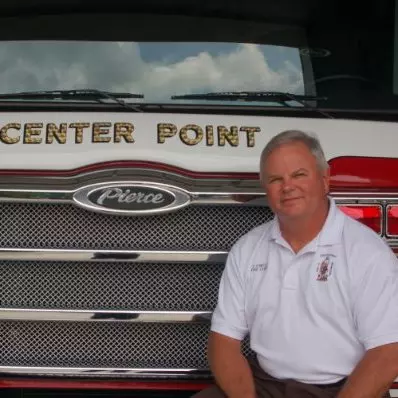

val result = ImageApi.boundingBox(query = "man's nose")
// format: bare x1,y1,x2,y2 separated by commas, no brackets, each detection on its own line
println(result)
281,179,294,192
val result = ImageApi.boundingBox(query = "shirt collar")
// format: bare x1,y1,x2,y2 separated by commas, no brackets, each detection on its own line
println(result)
318,197,345,246
269,197,345,247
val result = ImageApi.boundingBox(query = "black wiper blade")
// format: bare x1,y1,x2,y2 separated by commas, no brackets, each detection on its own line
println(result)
171,91,332,118
0,89,144,100
172,91,324,102
0,89,144,112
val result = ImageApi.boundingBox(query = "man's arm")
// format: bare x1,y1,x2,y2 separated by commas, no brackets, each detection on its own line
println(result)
207,331,256,398
337,343,398,398
347,240,398,398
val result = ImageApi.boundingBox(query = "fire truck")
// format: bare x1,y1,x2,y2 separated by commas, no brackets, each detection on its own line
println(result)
0,0,397,397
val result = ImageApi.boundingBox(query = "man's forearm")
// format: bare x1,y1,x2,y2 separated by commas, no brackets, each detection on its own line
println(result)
210,352,255,398
208,333,256,398
337,343,398,398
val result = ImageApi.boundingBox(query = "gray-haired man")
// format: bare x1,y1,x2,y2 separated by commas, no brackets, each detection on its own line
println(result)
193,130,398,398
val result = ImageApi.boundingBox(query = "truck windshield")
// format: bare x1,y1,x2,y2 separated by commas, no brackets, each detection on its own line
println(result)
1,0,398,112
0,41,305,105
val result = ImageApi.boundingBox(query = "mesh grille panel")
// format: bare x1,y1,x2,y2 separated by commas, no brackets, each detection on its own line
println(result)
0,321,252,369
0,202,273,250
0,260,224,311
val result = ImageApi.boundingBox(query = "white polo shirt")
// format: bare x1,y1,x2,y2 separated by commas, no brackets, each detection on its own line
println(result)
211,198,398,384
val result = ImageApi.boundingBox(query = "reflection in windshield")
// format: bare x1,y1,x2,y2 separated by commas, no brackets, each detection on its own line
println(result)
0,42,304,105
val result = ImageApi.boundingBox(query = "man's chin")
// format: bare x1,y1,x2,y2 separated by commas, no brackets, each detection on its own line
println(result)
278,204,307,220
281,211,306,220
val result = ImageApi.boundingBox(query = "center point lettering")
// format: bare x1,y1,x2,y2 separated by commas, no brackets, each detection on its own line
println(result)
157,123,260,147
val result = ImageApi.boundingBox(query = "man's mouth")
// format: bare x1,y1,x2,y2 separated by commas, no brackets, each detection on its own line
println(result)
282,197,301,203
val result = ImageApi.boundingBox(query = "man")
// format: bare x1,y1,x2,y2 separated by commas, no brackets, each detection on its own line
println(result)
194,130,398,398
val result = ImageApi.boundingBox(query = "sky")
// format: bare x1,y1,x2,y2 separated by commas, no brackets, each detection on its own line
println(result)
0,41,304,102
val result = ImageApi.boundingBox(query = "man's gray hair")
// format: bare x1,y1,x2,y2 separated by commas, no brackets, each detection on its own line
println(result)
259,130,329,181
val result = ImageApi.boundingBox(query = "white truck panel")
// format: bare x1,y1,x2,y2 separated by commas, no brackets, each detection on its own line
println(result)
0,112,394,171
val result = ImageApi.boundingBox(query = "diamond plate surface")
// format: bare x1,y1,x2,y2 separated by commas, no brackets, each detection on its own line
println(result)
0,203,273,250
0,321,252,369
0,261,224,311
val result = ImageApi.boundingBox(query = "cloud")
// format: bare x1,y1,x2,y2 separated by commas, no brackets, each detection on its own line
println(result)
0,41,304,101
138,44,304,100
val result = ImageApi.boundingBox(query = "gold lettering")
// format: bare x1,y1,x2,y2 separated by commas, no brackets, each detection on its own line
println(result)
217,126,239,147
206,126,214,146
24,123,43,144
0,123,21,144
92,122,111,143
179,124,203,146
70,123,90,144
240,126,260,147
114,123,134,143
46,123,67,144
157,123,177,143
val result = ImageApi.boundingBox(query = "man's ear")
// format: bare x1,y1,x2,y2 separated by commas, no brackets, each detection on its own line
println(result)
323,166,331,193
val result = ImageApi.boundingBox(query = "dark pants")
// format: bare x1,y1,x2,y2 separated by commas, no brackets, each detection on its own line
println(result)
192,358,391,398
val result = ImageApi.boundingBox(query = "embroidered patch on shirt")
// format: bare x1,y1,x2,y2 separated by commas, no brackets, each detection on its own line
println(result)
316,255,334,281
250,263,268,272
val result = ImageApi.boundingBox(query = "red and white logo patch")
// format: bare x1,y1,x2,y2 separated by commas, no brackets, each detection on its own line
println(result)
316,255,333,281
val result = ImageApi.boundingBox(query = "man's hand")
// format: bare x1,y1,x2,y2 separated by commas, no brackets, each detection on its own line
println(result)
337,343,398,398
207,331,256,398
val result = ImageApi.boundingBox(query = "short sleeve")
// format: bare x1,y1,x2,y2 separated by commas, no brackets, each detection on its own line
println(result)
210,245,249,340
351,243,398,350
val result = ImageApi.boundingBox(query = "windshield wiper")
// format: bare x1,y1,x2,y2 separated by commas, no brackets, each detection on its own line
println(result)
171,91,333,118
0,89,145,112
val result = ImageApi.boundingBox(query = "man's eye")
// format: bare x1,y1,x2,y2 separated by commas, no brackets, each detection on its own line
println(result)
294,172,306,178
269,177,282,183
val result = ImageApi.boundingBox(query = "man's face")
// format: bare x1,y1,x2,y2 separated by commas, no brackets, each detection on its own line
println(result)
261,141,330,221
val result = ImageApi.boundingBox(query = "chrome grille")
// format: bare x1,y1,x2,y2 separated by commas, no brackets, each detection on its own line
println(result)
0,321,252,369
0,179,269,378
0,202,273,250
0,260,224,311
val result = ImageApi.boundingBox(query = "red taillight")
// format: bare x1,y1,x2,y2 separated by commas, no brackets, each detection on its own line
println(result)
338,205,382,234
387,205,398,236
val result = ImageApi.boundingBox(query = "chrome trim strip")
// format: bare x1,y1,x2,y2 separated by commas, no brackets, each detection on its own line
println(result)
0,309,212,323
0,367,395,382
0,244,395,261
332,194,398,200
386,204,398,238
0,249,227,263
0,188,266,205
0,189,71,203
0,366,209,378
0,186,398,204
0,167,262,192
194,193,266,205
